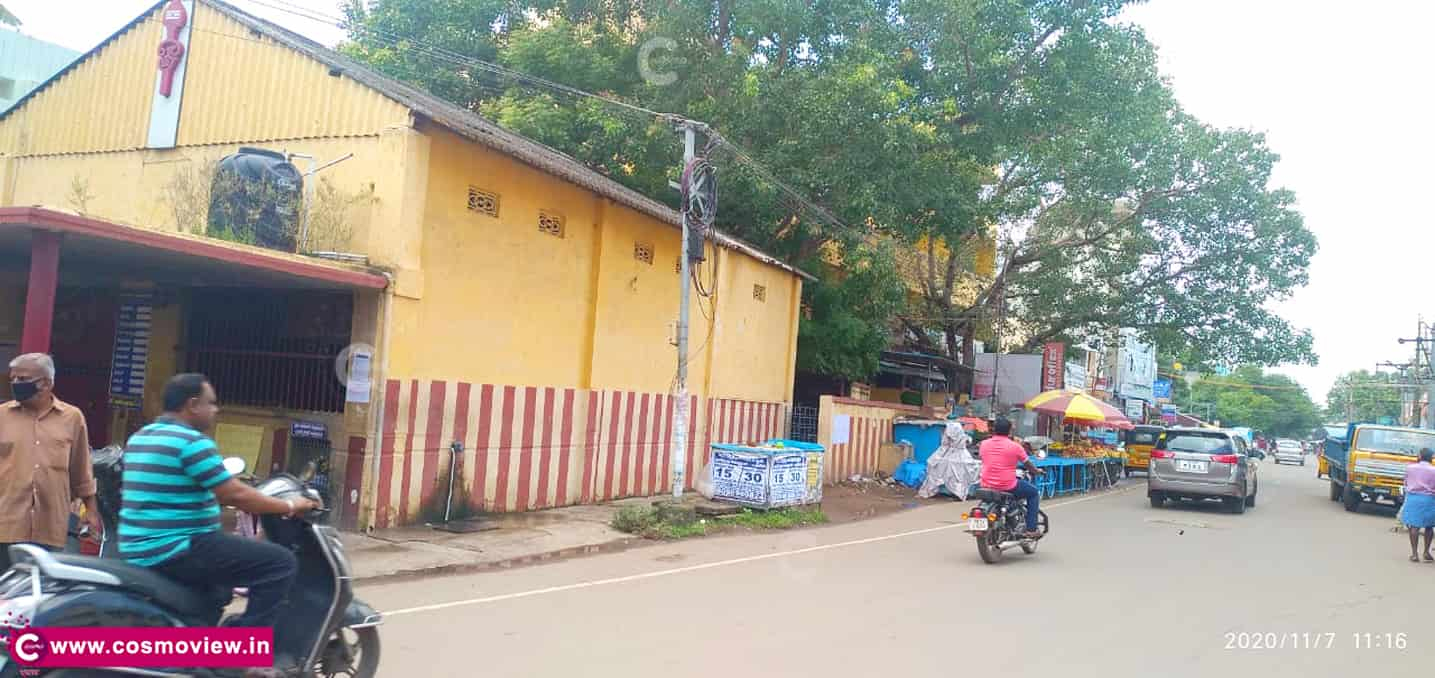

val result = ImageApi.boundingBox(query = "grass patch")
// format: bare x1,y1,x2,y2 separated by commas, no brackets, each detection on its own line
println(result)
728,507,828,530
611,504,827,540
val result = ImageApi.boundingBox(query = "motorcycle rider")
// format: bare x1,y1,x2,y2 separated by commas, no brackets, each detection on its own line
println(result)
978,417,1044,539
119,374,320,677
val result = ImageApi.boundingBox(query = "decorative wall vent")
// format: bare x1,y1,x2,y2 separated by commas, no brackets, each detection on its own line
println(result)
634,242,655,265
538,210,565,238
467,186,499,217
753,284,767,302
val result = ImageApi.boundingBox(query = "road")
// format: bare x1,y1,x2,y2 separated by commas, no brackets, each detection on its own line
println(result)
358,459,1428,677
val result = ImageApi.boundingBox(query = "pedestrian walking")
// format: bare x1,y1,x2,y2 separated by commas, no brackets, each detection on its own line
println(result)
0,353,102,571
1401,448,1435,563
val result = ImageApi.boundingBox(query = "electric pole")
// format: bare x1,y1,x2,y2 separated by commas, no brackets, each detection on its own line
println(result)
671,122,697,498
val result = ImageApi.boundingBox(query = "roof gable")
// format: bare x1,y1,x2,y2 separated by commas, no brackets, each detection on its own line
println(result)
0,0,810,280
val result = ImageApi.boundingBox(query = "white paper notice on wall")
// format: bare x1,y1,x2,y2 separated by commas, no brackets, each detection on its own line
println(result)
345,350,373,404
832,415,852,445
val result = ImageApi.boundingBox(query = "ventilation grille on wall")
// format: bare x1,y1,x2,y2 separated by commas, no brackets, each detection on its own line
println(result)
538,210,565,238
635,242,655,265
753,284,767,302
467,186,499,217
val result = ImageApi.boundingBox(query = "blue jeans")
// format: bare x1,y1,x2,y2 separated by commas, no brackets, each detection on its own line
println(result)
1011,479,1041,532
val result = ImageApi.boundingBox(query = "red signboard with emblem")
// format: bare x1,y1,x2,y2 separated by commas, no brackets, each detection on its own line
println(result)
157,0,189,97
1041,342,1065,391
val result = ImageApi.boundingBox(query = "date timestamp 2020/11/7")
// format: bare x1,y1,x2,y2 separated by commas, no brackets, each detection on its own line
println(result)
1224,632,1409,650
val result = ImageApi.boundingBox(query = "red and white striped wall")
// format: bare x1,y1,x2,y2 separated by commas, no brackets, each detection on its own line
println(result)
365,379,789,529
824,416,893,483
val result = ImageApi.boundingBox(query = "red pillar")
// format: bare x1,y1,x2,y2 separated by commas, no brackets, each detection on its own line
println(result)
20,230,61,354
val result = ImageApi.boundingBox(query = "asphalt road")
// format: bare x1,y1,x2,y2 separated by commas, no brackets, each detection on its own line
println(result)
359,457,1429,677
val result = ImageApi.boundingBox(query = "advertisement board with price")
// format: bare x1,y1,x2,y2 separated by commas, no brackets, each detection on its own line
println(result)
709,443,826,508
710,449,770,505
769,454,810,506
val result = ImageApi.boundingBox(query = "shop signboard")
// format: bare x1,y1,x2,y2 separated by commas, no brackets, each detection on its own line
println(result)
1161,405,1178,424
291,421,328,441
1041,342,1065,391
1153,378,1173,403
1117,329,1157,403
1125,398,1145,421
108,293,154,410
1065,362,1087,391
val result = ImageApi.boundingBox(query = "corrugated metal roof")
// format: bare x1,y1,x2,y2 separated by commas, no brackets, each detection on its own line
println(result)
202,1,814,281
0,0,810,280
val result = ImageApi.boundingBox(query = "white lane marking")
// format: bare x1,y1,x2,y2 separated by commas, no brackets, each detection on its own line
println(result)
384,486,1132,618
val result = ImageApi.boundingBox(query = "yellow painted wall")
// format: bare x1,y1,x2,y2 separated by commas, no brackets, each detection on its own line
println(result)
177,7,410,147
705,248,801,402
586,200,715,394
1,138,386,252
0,0,804,408
0,3,409,157
392,125,800,402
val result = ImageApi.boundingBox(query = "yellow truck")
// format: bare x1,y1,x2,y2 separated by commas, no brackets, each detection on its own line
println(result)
1325,424,1435,512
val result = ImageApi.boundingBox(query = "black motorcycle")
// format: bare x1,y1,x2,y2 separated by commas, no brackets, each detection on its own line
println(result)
0,456,382,677
962,471,1050,564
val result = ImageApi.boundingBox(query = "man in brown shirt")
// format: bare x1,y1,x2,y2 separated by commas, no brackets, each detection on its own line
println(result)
0,353,102,570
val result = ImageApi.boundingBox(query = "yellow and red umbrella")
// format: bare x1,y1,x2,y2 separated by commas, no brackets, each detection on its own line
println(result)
1023,389,1134,429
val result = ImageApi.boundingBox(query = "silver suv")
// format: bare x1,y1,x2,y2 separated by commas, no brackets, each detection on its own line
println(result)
1148,428,1260,514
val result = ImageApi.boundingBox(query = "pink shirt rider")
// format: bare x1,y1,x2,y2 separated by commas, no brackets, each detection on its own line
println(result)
1406,462,1435,496
979,435,1029,492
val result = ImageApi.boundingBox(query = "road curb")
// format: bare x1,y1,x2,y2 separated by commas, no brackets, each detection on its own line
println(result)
356,483,1138,586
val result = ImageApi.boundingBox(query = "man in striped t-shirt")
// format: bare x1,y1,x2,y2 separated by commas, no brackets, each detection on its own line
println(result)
120,374,319,634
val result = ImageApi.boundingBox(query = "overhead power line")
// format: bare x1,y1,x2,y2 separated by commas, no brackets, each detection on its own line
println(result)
237,0,859,237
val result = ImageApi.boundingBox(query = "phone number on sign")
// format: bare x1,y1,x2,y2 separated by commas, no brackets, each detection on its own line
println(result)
1224,633,1409,650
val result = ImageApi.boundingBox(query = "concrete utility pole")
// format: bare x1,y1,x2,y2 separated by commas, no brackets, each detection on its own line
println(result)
671,121,698,498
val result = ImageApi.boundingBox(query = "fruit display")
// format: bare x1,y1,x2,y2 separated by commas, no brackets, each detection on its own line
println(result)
1055,438,1116,459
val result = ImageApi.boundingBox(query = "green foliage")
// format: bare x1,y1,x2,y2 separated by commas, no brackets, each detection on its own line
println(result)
341,0,1317,374
1186,366,1322,437
796,245,907,380
0,4,20,27
1325,370,1404,424
207,223,257,246
611,504,825,539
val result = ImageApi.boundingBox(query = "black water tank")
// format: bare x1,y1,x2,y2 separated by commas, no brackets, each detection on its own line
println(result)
207,147,304,251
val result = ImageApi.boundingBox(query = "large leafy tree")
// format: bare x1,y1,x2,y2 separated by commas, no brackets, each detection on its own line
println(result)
1186,367,1321,437
340,0,1317,379
1325,370,1405,424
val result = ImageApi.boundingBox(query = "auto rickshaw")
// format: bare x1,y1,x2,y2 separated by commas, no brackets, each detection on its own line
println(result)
1123,424,1164,477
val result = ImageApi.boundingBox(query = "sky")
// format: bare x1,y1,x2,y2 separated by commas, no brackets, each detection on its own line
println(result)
5,0,1423,405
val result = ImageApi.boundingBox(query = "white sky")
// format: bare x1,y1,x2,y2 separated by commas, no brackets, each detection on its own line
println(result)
8,0,1420,405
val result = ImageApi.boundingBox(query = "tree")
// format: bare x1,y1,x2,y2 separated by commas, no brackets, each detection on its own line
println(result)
1186,366,1321,437
887,1,1316,367
1325,370,1404,424
0,5,20,27
340,0,1317,378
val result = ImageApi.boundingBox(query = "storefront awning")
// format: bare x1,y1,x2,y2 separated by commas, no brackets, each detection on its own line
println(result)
0,207,388,290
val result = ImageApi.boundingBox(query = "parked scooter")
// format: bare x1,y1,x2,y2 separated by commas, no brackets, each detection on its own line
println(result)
0,456,382,677
962,470,1050,564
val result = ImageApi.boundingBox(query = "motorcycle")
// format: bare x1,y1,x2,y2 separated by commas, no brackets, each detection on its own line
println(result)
0,456,382,678
962,470,1050,564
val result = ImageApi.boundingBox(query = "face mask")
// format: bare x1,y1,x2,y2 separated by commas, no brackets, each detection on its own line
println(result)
10,379,40,402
